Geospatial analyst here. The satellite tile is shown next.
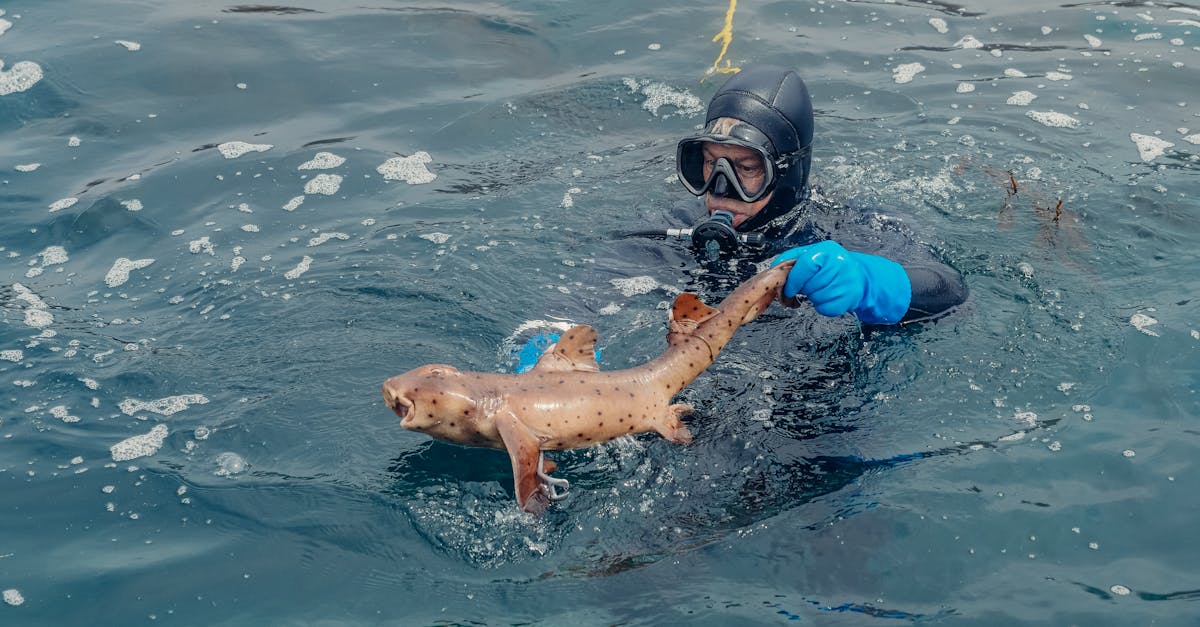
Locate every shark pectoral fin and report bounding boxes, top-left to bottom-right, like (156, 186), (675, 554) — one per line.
(533, 324), (600, 373)
(495, 411), (551, 514)
(654, 403), (694, 445)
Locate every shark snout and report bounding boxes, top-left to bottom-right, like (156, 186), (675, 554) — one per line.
(381, 381), (416, 427)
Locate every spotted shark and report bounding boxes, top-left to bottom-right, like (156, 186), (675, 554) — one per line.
(382, 260), (796, 513)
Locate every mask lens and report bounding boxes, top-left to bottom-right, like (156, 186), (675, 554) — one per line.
(676, 137), (775, 202)
(676, 140), (710, 193)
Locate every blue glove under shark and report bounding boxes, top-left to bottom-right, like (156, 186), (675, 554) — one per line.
(771, 240), (912, 324)
(515, 333), (559, 373)
(515, 332), (603, 373)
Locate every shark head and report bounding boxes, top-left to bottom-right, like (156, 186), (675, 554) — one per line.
(382, 364), (480, 439)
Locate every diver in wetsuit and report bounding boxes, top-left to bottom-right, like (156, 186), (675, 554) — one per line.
(516, 65), (966, 370)
(675, 64), (965, 324)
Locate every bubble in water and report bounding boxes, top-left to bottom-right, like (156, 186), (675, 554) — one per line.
(215, 452), (248, 477)
(3, 588), (24, 606)
(1110, 584), (1131, 596)
(194, 426), (211, 440)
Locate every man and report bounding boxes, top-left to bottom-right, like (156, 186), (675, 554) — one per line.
(516, 65), (966, 370)
(676, 64), (965, 324)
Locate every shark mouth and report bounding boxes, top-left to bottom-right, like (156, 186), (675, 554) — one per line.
(383, 387), (416, 426)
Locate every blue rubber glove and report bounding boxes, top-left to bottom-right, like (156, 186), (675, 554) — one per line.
(514, 332), (603, 373)
(771, 241), (912, 324)
(515, 333), (559, 373)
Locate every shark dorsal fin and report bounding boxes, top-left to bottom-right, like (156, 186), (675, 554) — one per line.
(667, 293), (718, 346)
(532, 325), (600, 372)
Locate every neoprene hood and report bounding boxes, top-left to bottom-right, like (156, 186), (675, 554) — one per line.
(701, 65), (815, 232)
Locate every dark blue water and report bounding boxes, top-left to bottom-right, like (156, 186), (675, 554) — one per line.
(2, 1), (1199, 624)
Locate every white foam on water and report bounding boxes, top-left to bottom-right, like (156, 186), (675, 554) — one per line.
(376, 152), (437, 184)
(1134, 32), (1163, 41)
(215, 451), (248, 476)
(1130, 133), (1174, 162)
(955, 35), (984, 49)
(80, 377), (100, 390)
(1110, 584), (1131, 596)
(67, 136), (81, 147)
(24, 310), (52, 328)
(0, 18), (10, 36)
(1007, 91), (1037, 106)
(1026, 110), (1080, 128)
(1183, 134), (1200, 145)
(1004, 68), (1028, 78)
(104, 257), (155, 287)
(13, 283), (53, 328)
(929, 18), (948, 34)
(0, 349), (22, 362)
(3, 589), (23, 606)
(1130, 312), (1159, 336)
(15, 162), (39, 172)
(119, 394), (209, 416)
(284, 255), (312, 280)
(231, 256), (245, 271)
(282, 195), (305, 211)
(308, 232), (349, 246)
(1084, 34), (1103, 48)
(49, 405), (79, 423)
(956, 82), (976, 94)
(298, 151), (345, 170)
(0, 59), (43, 96)
(110, 424), (168, 462)
(188, 236), (215, 255)
(240, 224), (259, 232)
(114, 40), (141, 51)
(303, 173), (342, 195)
(419, 232), (450, 244)
(48, 197), (78, 212)
(892, 62), (925, 84)
(610, 276), (662, 297)
(36, 246), (69, 268)
(622, 78), (704, 117)
(217, 141), (272, 159)
(121, 199), (143, 211)
(1045, 71), (1073, 81)
(1014, 410), (1038, 426)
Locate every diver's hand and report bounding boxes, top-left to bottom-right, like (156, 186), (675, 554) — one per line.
(771, 241), (912, 324)
(515, 333), (559, 373)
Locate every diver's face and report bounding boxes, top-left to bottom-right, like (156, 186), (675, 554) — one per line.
(702, 142), (773, 227)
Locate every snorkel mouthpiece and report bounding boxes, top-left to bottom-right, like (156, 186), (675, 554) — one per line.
(691, 210), (765, 257)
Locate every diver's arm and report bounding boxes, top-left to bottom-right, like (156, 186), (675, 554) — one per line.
(771, 241), (966, 325)
(900, 260), (967, 323)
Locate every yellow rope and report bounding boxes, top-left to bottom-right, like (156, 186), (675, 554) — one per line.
(706, 0), (741, 80)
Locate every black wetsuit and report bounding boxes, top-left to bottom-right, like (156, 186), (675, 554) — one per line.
(556, 191), (967, 327)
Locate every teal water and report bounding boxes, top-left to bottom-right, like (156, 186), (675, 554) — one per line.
(2, 1), (1199, 624)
